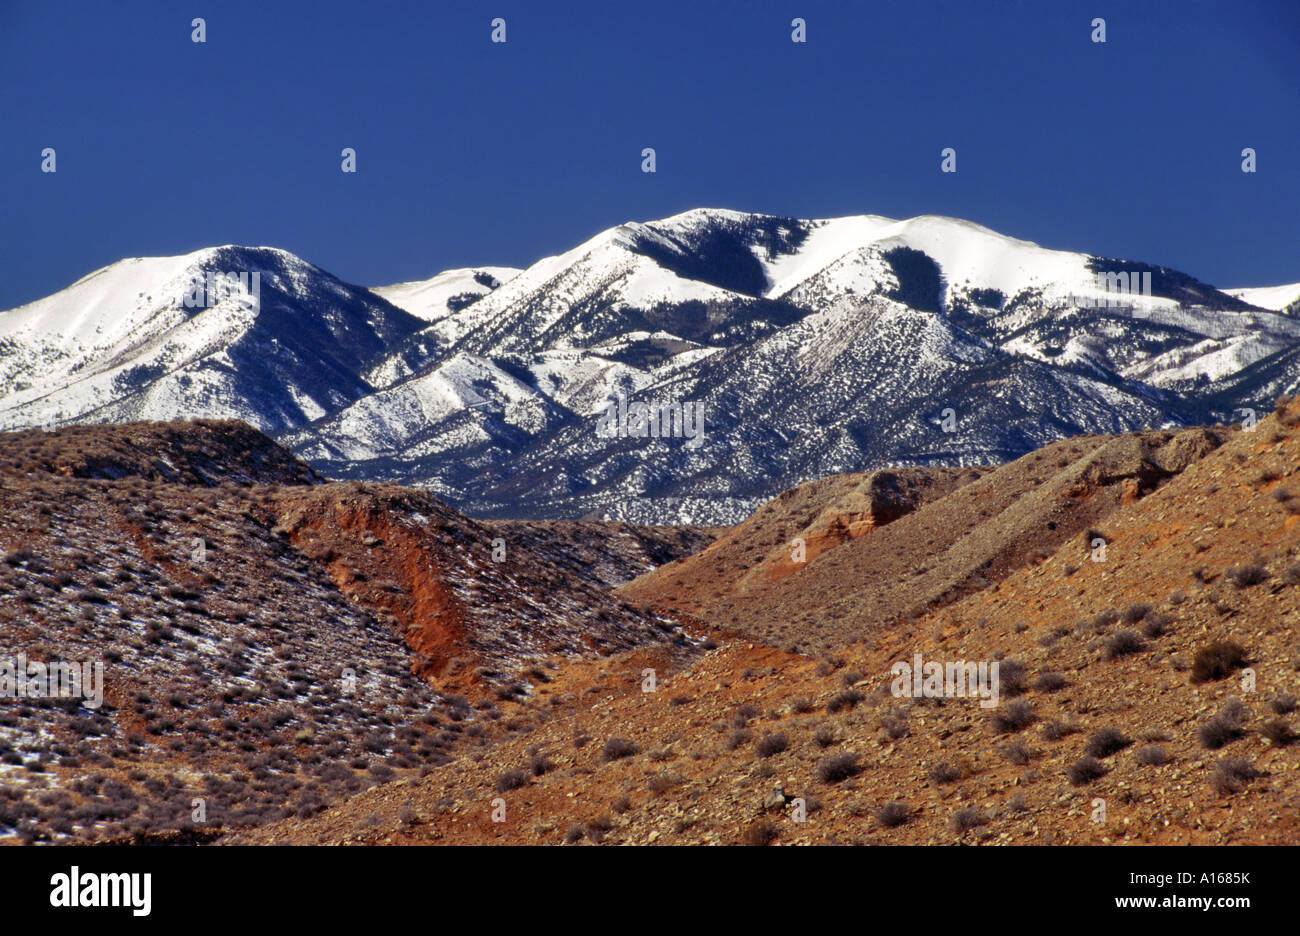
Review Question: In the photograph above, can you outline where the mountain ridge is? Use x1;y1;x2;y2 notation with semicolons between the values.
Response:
3;208;1297;523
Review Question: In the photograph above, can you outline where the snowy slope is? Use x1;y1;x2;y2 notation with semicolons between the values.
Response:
762;214;1092;302
0;247;424;433
419;220;754;354
372;266;521;323
285;352;557;465
0;250;244;394
1225;283;1300;312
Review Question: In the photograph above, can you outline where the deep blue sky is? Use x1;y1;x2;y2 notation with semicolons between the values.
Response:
2;0;1297;310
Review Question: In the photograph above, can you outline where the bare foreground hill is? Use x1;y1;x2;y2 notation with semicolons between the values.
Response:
2;405;1299;845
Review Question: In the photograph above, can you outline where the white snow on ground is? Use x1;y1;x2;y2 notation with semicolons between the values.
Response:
426;221;747;351
423;226;653;345
1124;334;1281;387
287;385;327;422
640;206;756;237
762;213;1099;304
291;353;541;461
372;266;521;322
0;250;229;391
0;245;404;432
616;254;734;307
0;251;213;350
1224;283;1300;311
763;215;897;297
0;262;262;429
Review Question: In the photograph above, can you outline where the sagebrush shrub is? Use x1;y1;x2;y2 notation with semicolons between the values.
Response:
991;699;1035;734
1211;757;1261;794
1091;608;1120;631
1067;756;1107;786
998;738;1032;765
647;772;680;796
817;752;862;784
826;690;863;714
880;714;909;740
1034;672;1067;692
875;802;909;828
1104;629;1145;660
1225;564;1268;589
1084;727;1132;758
726;730;752;751
1191;640;1248;683
998;660;1028;696
952;807;987;832
1141;614;1170;639
601;737;639;761
1198;700;1249;750
755;733;788;758
1270;693;1298;715
1261;719;1294;746
928;761;963;784
1122;603;1151;624
1135;744;1169;766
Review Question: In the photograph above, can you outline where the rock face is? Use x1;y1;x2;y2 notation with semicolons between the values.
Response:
266;481;696;693
736;469;978;588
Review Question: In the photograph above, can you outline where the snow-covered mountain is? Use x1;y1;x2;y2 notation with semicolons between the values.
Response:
0;246;425;434
3;209;1297;523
